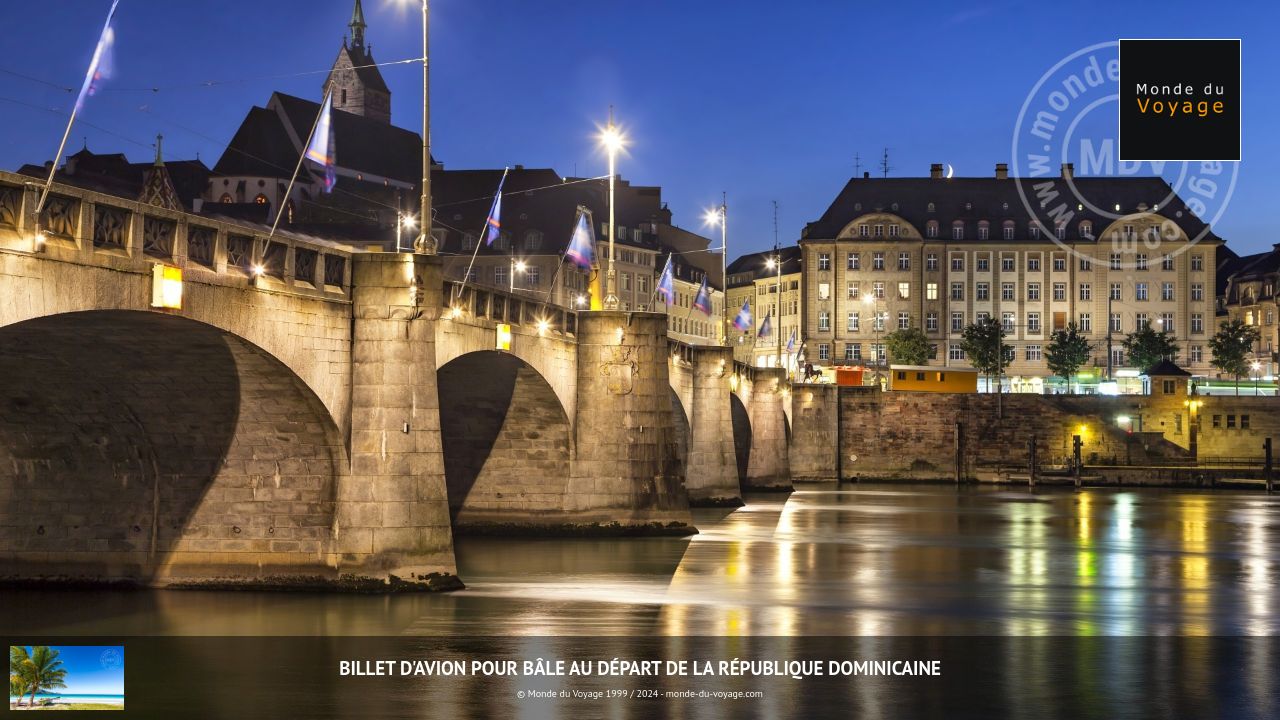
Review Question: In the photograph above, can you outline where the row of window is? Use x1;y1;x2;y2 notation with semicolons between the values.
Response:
855;219;1171;242
813;342;1213;367
816;251;1206;273
669;316;715;338
814;309;1209;336
817;279;1206;304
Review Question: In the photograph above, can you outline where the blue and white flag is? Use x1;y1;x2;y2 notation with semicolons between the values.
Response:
732;301;752;332
786;329;796;352
305;93;336;193
74;0;121;113
757;310;772;339
656;256;674;306
692;276;712;315
484;174;505;245
566;210;595;269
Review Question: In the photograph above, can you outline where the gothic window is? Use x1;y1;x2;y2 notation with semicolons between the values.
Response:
254;194;268;205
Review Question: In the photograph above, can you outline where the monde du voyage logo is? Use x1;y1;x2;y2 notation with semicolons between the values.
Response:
1120;39;1241;162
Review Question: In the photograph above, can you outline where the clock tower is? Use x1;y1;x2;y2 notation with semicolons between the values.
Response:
323;0;392;124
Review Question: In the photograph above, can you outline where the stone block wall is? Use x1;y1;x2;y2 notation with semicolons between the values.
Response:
789;384;841;481
744;367;792;490
682;346;741;505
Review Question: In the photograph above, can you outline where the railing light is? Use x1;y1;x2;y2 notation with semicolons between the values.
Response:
150;264;183;309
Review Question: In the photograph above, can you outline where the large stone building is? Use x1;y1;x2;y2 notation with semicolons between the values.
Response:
1219;243;1280;380
726;247;802;369
658;246;724;346
798;163;1224;391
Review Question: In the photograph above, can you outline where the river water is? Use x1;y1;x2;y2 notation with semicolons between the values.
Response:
5;484;1279;718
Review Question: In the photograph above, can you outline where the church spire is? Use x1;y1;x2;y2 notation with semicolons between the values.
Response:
349;0;367;49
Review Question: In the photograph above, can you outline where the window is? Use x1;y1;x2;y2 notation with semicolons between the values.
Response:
847;252;860;270
1079;221;1094;238
845;343;861;361
254;194;269;204
898;312;910;329
1078;313;1092;332
927;221;939;238
1212;414;1222;428
818;282;830;300
1028;283;1040;301
872;344;886;364
978;257;990;272
620;273;632;292
1053;257;1066;272
889;224;900;237
926;312;939;331
1029;225;1041;240
638;275;649;294
1027;313;1041;333
1242;415;1251;429
1110;283;1122;301
495;266;509;286
1137;312;1149;329
859;225;870;238
1002;312;1015;332
818;311;830;331
926;283;938;300
1003;224;1015;240
1079;283;1091;301
1162;255;1175;271
951;283;964;300
1112;348;1126;367
1135;282;1148;301
847;312;860;332
1110;313;1122;333
952;222;965;240
526;267;541;286
874;281;885;299
951;256;964;271
819;343;830;361
978;224;990;240
1028;257;1041;271
1191;345;1203;363
1160;312;1174;333
847;281;860;299
949;344;966;360
927;253;939;270
1163;379;1176;394
898;282;910;300
1110;253;1122;271
1002;283;1015;301
1136;254;1148;271
1191;254;1204;271
1162;282;1174;301
898;252;910;270
977;283;990;301
1026;345;1042;361
874;224;884;237
1191;283;1204;301
1227;415;1236;429
1056;224;1067;240
1080;257;1092;271
977;311;991;324
1191;310;1204;332
1002;257;1015;272
951;312;964;332
873;313;886;332
873;252;885;271
817;252;830;271
1053;283;1066;301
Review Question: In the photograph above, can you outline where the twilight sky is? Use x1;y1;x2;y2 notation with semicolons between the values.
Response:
1;0;1276;255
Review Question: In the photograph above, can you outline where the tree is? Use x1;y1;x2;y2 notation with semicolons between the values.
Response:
1209;318;1261;395
1122;324;1179;373
960;318;1012;385
1045;322;1093;392
884;327;931;366
10;646;66;709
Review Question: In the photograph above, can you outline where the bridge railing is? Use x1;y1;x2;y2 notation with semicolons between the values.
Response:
443;279;577;336
0;171;354;300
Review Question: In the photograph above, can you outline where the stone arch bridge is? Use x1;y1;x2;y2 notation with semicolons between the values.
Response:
0;173;789;591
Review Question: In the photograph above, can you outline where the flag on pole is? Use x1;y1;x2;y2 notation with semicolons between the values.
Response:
757;310;772;339
304;93;336;193
483;174;506;245
692;276;712;315
656;256;674;306
732;301;752;332
566;210;595;269
74;0;121;113
786;329;796;353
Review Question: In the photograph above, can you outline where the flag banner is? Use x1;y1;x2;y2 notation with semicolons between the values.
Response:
757;310;772;339
656;257;674;306
75;0;121;113
484;174;506;245
566;210;595;269
693;276;712;315
732;301;752;332
786;329;796;352
304;93;336;193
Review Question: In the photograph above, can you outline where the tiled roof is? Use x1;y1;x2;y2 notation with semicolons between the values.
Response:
16;147;210;211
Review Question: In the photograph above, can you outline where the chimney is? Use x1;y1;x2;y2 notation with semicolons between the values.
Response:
930;163;944;179
863;171;870;179
995;163;1008;180
1061;162;1074;179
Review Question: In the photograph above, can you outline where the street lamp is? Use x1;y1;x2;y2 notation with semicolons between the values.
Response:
766;255;783;371
392;0;434;251
863;292;883;386
598;113;626;311
396;212;417;252
704;200;727;344
511;259;526;293
1252;360;1262;396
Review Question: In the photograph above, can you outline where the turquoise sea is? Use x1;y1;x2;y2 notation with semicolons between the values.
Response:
9;693;124;704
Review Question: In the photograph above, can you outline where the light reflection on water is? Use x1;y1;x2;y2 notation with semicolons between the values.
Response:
4;484;1280;638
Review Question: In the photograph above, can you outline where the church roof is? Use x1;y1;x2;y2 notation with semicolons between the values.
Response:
212;92;419;183
16;146;210;211
343;45;389;94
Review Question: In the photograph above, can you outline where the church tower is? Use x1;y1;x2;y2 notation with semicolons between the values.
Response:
323;0;391;123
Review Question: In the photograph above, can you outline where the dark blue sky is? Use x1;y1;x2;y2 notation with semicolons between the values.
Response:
2;1;1276;255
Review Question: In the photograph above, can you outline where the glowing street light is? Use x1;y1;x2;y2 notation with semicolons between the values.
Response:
598;111;627;311
510;259;526;293
395;0;433;253
704;199;727;343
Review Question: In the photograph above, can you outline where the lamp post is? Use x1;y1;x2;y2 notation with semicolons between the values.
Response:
705;200;728;344
418;0;432;252
767;255;783;371
599;112;625;311
511;259;525;293
397;212;417;252
863;292;883;386
1253;360;1262;396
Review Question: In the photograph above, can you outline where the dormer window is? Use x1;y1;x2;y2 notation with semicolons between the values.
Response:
1079;221;1093;238
927;202;936;213
952;221;964;240
977;221;990;240
926;220;938;238
1002;220;1015;240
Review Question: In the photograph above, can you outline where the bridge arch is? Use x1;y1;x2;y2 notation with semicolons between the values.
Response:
436;350;572;530
730;393;752;485
0;310;346;584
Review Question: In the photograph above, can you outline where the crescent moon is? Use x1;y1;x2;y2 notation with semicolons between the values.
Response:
945;164;954;179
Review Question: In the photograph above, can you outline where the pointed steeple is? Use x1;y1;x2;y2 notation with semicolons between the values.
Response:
349;0;367;49
139;133;183;211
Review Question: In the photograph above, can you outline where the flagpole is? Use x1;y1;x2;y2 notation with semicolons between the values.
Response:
456;167;508;305
269;87;333;241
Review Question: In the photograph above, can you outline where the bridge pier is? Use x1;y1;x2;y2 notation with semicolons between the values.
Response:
683;346;742;506
563;312;695;534
745;368;793;492
337;254;460;590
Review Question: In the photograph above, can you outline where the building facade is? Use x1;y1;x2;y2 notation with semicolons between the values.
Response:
726;247;802;370
1219;244;1280;381
798;163;1224;391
